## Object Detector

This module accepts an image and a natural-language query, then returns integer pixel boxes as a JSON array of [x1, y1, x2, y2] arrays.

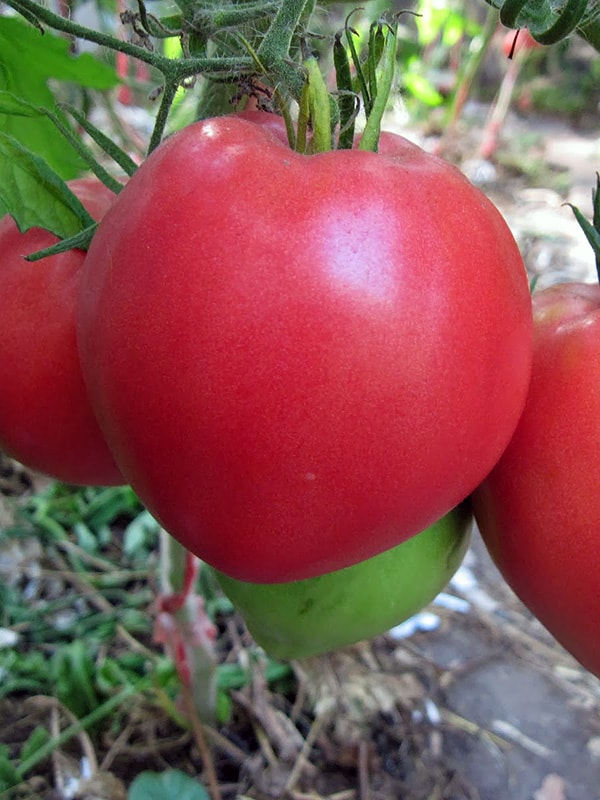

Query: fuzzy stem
[[4, 0, 251, 77], [256, 0, 309, 99]]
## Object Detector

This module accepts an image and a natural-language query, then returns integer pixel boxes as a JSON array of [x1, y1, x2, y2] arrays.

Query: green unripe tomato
[[214, 503, 472, 660]]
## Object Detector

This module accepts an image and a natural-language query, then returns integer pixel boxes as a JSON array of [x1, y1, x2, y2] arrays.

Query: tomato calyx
[[293, 14, 400, 155]]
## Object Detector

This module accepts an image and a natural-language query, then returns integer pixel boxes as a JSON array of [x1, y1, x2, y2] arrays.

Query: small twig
[[284, 712, 328, 793], [253, 719, 280, 768], [54, 538, 123, 572], [17, 688, 138, 780], [202, 725, 249, 764], [358, 739, 370, 800], [99, 721, 137, 771], [439, 707, 513, 751], [490, 719, 554, 758]]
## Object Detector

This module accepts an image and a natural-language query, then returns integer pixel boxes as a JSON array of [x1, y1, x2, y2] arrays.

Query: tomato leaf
[[128, 770, 210, 800], [0, 16, 118, 183], [0, 16, 118, 87], [0, 90, 43, 117], [0, 91, 125, 195], [0, 133, 95, 237], [20, 727, 51, 764], [0, 745, 20, 791]]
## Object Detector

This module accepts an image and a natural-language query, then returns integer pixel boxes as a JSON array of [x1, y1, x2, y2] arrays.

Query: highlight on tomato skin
[[76, 112, 533, 583], [0, 178, 124, 487], [472, 282, 600, 679]]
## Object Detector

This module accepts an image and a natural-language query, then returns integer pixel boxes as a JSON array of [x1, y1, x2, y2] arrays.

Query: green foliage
[[0, 745, 21, 793], [414, 0, 481, 48], [128, 769, 210, 800], [0, 476, 295, 796], [0, 15, 118, 201], [0, 122, 95, 239]]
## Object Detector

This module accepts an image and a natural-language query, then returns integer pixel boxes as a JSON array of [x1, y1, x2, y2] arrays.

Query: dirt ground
[[2, 107, 600, 800]]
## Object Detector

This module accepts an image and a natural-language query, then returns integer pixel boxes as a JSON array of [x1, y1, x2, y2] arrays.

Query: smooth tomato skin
[[78, 115, 532, 582], [215, 503, 472, 660], [0, 178, 123, 486], [473, 283, 600, 677], [501, 28, 541, 58]]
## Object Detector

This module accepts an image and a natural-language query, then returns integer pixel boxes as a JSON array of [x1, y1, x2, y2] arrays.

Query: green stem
[[45, 109, 124, 192], [256, 0, 309, 99], [198, 0, 281, 31], [4, 0, 251, 77], [257, 0, 309, 61], [148, 79, 181, 153], [162, 528, 189, 595], [62, 104, 139, 177]]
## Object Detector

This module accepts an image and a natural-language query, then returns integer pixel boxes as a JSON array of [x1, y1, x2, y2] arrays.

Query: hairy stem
[[4, 0, 251, 78]]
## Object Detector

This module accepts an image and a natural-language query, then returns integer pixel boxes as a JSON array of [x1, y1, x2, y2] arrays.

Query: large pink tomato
[[0, 178, 123, 486], [473, 283, 600, 677], [77, 114, 532, 582]]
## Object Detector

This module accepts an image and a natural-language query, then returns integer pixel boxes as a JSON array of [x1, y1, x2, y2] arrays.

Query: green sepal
[[25, 222, 98, 261], [334, 32, 356, 149], [358, 23, 398, 152], [566, 174, 600, 282]]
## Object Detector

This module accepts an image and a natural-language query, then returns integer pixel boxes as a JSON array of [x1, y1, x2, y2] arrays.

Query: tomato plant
[[77, 113, 532, 583], [215, 502, 472, 660], [473, 282, 600, 677], [0, 178, 123, 486]]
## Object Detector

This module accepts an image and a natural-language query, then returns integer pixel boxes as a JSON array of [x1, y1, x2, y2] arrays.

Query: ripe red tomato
[[473, 283, 600, 677], [0, 178, 123, 486], [501, 28, 541, 59], [77, 114, 532, 582]]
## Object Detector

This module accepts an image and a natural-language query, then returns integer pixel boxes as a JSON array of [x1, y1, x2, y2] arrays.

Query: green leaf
[[0, 90, 42, 117], [0, 745, 20, 791], [0, 17, 117, 87], [0, 133, 94, 237], [21, 727, 51, 763], [0, 16, 118, 182], [51, 640, 100, 718], [128, 770, 210, 800], [403, 70, 444, 107]]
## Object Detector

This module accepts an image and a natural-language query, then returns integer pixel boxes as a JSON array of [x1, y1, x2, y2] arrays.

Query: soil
[[2, 107, 600, 800]]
